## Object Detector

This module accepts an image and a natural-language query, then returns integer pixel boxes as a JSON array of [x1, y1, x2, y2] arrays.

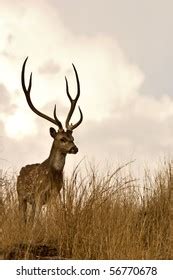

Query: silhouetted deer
[[17, 57, 83, 223]]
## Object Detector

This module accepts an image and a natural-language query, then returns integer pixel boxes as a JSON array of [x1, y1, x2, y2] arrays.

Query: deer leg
[[33, 199, 42, 225], [18, 197, 27, 224], [58, 191, 62, 204], [32, 202, 36, 219], [28, 201, 36, 224]]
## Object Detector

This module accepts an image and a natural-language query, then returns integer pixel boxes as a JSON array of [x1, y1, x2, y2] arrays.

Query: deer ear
[[49, 127, 57, 138]]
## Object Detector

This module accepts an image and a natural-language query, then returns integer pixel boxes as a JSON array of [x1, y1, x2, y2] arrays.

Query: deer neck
[[48, 145, 66, 173]]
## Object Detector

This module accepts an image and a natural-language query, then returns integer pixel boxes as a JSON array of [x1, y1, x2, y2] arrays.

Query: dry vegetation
[[0, 161, 172, 259]]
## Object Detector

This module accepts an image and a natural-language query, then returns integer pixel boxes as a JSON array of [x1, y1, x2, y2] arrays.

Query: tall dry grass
[[0, 161, 172, 259]]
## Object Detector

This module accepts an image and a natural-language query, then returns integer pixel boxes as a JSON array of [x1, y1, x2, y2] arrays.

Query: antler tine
[[65, 64, 83, 130], [54, 105, 63, 130], [21, 57, 32, 95], [71, 106, 83, 130], [21, 57, 63, 129]]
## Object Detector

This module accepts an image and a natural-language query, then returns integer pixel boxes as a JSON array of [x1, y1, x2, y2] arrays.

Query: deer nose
[[69, 146, 78, 154]]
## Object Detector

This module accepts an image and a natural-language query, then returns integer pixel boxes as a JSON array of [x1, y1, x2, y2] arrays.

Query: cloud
[[39, 59, 61, 75], [0, 83, 18, 131], [0, 84, 11, 109], [0, 0, 144, 134]]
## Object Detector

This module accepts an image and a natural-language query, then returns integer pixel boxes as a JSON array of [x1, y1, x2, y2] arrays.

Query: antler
[[65, 64, 83, 131], [21, 58, 83, 132], [21, 57, 63, 130]]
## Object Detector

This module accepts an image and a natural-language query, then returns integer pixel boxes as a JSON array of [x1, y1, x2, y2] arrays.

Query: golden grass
[[0, 161, 172, 259]]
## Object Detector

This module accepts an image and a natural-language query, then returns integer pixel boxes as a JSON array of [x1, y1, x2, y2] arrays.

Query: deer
[[17, 57, 83, 224]]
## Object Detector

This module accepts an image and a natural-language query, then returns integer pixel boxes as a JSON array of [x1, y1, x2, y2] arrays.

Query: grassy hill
[[0, 161, 172, 259]]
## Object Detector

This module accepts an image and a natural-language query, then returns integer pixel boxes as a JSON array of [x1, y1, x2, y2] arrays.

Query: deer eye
[[60, 138, 66, 143]]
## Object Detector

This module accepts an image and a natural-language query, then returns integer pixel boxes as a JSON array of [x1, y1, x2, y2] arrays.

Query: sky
[[0, 0, 173, 178]]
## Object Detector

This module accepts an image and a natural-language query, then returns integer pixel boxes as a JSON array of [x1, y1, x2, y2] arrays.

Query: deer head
[[21, 57, 83, 156]]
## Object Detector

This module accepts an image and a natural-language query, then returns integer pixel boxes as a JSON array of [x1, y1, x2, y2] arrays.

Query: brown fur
[[17, 129, 77, 223]]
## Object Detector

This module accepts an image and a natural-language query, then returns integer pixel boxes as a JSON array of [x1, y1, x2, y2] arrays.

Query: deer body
[[17, 158, 64, 223], [17, 57, 83, 223]]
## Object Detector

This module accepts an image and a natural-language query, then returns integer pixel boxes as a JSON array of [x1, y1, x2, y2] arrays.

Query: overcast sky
[[0, 0, 173, 178]]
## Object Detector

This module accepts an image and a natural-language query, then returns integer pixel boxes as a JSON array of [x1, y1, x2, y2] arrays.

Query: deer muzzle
[[69, 146, 78, 154]]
